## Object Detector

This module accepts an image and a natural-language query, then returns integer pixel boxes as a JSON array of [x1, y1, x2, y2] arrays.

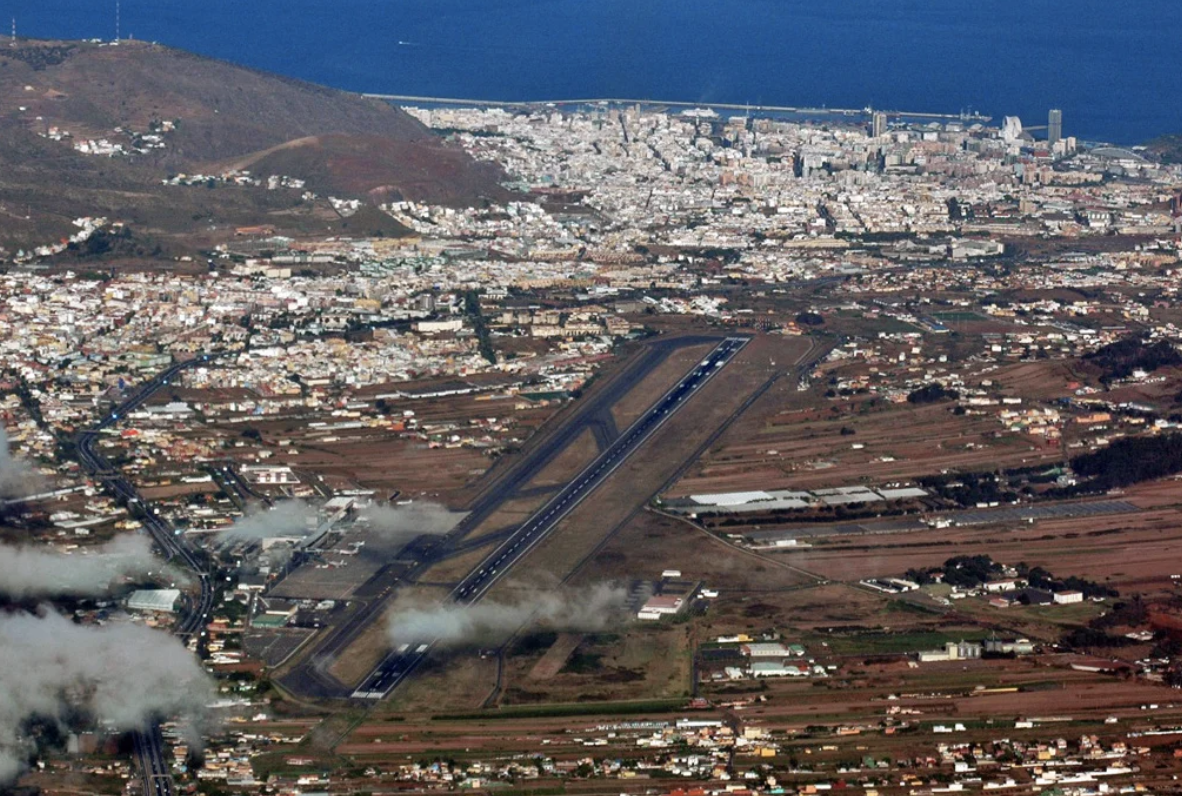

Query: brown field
[[671, 395, 1061, 497], [774, 493, 1182, 595], [699, 582, 907, 635], [292, 437, 490, 503], [204, 376, 576, 506], [458, 495, 546, 543], [577, 510, 819, 593], [413, 545, 492, 587], [137, 481, 216, 500], [730, 658, 1178, 728], [499, 626, 693, 706], [526, 633, 584, 680], [383, 652, 501, 714], [665, 355, 1178, 500], [993, 360, 1080, 396], [520, 427, 598, 491], [610, 341, 718, 430]]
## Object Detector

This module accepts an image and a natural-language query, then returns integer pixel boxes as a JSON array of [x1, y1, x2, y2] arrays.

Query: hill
[[0, 39, 508, 257], [1143, 133, 1182, 164]]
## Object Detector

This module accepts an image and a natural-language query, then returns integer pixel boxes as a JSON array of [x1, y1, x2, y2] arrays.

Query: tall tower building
[[871, 111, 888, 138], [1048, 108, 1062, 146]]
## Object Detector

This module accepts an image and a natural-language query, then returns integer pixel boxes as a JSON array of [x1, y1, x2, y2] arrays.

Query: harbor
[[362, 93, 992, 124]]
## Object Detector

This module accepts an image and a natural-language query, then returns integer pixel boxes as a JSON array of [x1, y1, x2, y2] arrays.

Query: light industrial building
[[127, 588, 181, 613], [751, 661, 808, 677], [917, 640, 982, 663], [637, 595, 685, 621]]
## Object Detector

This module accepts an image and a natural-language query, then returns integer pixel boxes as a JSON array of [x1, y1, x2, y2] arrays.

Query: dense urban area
[[13, 37, 1182, 796]]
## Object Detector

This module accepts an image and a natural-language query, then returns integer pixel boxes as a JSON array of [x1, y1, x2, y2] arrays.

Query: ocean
[[8, 0, 1181, 144]]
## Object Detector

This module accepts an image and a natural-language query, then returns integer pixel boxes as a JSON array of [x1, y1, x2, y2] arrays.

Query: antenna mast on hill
[[115, 0, 120, 42]]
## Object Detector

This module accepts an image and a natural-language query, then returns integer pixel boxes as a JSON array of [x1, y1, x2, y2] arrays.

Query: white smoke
[[0, 609, 213, 784], [360, 501, 465, 538], [387, 584, 628, 648], [0, 535, 164, 599], [0, 428, 44, 500], [216, 500, 317, 545], [218, 500, 464, 549]]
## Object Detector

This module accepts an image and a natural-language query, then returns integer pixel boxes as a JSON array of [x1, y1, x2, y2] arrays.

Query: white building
[[637, 595, 684, 621], [741, 642, 792, 658], [241, 465, 300, 485], [917, 640, 982, 663], [127, 588, 181, 613], [751, 661, 808, 678]]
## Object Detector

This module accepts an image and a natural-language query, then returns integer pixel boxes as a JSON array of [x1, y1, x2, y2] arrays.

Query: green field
[[434, 697, 685, 721], [801, 629, 988, 656], [933, 311, 988, 322]]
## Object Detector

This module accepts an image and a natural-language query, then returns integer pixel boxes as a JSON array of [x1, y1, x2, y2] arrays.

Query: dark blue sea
[[9, 0, 1181, 144]]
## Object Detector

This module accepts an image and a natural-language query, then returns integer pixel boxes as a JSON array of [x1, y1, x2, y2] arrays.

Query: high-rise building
[[1048, 108, 1062, 146], [871, 111, 888, 138], [1001, 116, 1023, 143]]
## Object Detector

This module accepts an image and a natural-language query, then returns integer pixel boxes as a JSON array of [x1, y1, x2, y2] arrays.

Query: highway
[[351, 336, 749, 699], [132, 728, 174, 796], [74, 354, 219, 796], [208, 460, 272, 515]]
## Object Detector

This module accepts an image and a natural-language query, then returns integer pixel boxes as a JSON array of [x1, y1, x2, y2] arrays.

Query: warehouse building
[[127, 588, 181, 613]]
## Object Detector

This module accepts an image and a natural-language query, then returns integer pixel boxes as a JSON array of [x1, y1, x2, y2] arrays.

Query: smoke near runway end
[[0, 429, 44, 500], [0, 609, 213, 784], [387, 584, 628, 648], [216, 500, 317, 544], [0, 535, 163, 598], [360, 501, 465, 538], [216, 499, 463, 546]]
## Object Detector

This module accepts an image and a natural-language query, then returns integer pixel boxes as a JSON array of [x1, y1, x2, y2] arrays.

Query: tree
[[907, 384, 958, 404]]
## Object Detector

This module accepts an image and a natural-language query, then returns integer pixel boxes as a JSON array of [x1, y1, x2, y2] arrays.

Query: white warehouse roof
[[691, 491, 773, 506], [127, 588, 181, 613]]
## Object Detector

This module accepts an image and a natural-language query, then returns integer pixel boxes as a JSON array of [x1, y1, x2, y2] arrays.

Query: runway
[[351, 337, 749, 699], [278, 334, 744, 699]]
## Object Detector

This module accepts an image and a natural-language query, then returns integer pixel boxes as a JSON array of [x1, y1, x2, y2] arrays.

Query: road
[[132, 728, 174, 796], [212, 461, 271, 511], [351, 336, 750, 699], [74, 354, 219, 796]]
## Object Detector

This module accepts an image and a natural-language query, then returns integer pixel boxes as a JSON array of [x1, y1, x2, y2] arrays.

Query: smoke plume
[[387, 584, 628, 648], [216, 500, 316, 544], [0, 609, 213, 784], [0, 429, 44, 500], [360, 501, 465, 538], [0, 535, 163, 598]]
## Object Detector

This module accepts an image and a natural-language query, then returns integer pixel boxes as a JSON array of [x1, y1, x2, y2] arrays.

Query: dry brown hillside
[[0, 39, 509, 255]]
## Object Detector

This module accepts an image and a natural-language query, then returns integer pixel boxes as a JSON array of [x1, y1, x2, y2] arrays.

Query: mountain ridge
[[0, 38, 507, 257]]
